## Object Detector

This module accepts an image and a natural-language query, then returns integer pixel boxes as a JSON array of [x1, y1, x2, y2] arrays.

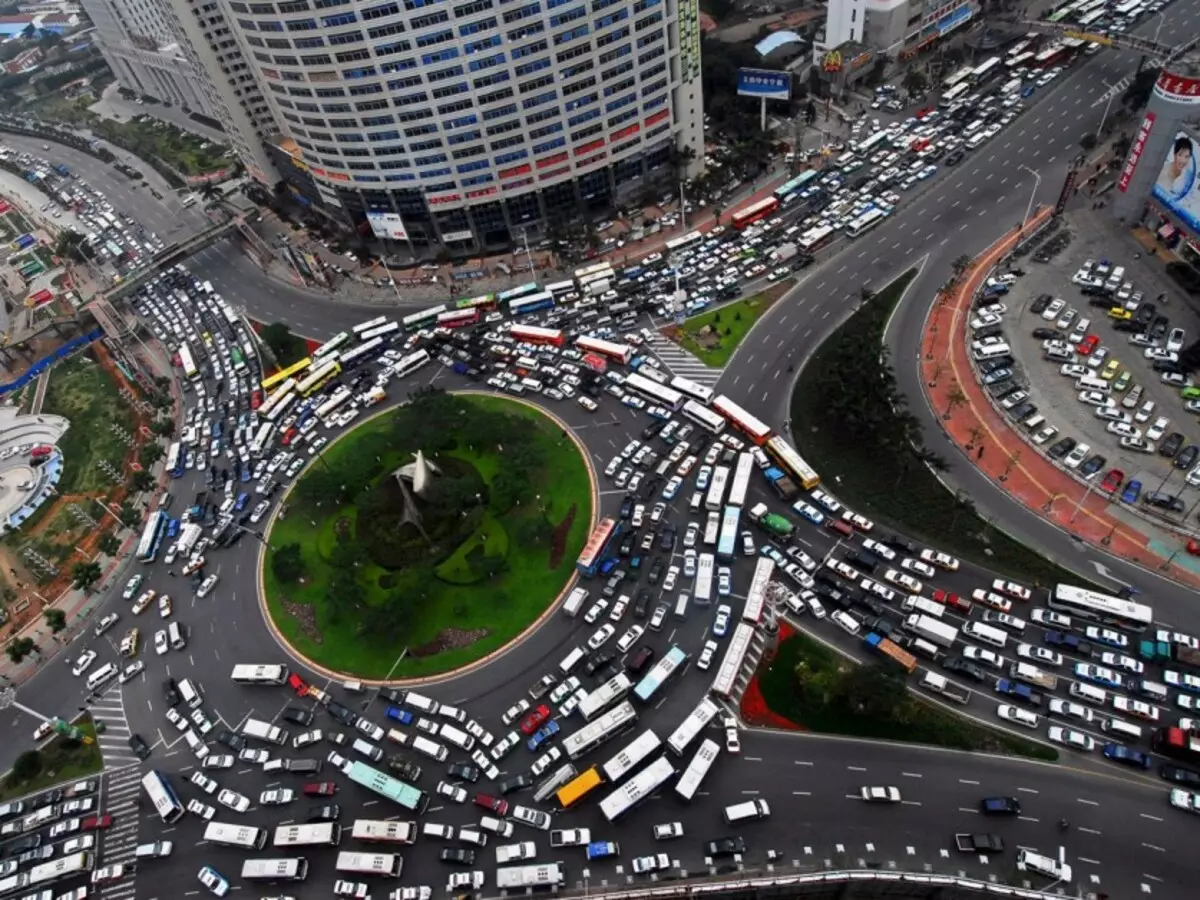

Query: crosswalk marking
[[643, 332, 723, 385], [90, 686, 140, 768]]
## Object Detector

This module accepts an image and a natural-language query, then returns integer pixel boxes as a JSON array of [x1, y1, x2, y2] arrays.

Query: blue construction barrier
[[0, 328, 104, 397]]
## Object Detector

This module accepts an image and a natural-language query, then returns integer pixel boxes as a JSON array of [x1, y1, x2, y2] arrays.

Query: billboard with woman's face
[[1152, 131, 1200, 233]]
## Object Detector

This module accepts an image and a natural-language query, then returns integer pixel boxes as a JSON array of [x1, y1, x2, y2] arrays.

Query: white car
[[961, 645, 1005, 669], [587, 624, 615, 650], [549, 678, 580, 705], [1030, 608, 1071, 628], [992, 579, 1032, 601], [501, 699, 530, 726], [154, 629, 169, 655], [1015, 644, 1062, 667], [197, 866, 229, 897], [239, 748, 270, 764], [187, 799, 216, 820], [860, 785, 901, 802], [882, 568, 921, 594], [436, 781, 467, 804], [653, 822, 684, 840], [1048, 726, 1095, 751], [72, 650, 97, 677], [190, 771, 218, 794], [203, 754, 235, 771], [663, 566, 680, 591], [1099, 651, 1144, 674], [724, 716, 740, 754], [217, 789, 250, 813], [490, 731, 521, 761], [900, 557, 936, 579], [997, 704, 1039, 729], [530, 746, 562, 776], [1048, 699, 1093, 723], [166, 707, 189, 732], [616, 625, 644, 652], [696, 639, 718, 671], [583, 600, 608, 624]]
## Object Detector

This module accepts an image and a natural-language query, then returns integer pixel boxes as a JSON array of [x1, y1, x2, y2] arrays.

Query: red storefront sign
[[1155, 71, 1200, 104], [1118, 111, 1156, 193], [466, 186, 497, 199]]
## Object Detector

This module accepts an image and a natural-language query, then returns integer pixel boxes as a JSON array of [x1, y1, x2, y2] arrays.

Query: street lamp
[[1018, 165, 1042, 230], [1097, 80, 1118, 140], [1154, 11, 1168, 44]]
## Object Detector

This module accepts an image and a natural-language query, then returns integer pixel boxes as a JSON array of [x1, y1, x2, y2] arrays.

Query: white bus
[[353, 315, 389, 336], [24, 851, 94, 888], [575, 261, 614, 280], [351, 820, 417, 844], [1049, 584, 1153, 632], [854, 130, 891, 155], [362, 322, 401, 342], [142, 770, 184, 823], [273, 823, 342, 847], [664, 230, 704, 254], [496, 863, 566, 890], [599, 756, 676, 822], [797, 224, 836, 253], [166, 441, 181, 477], [335, 851, 402, 877], [682, 399, 726, 434], [705, 466, 730, 512], [940, 82, 971, 106], [845, 208, 887, 239], [545, 280, 575, 296], [693, 552, 715, 605], [563, 700, 637, 759], [624, 372, 684, 410], [264, 389, 296, 424], [257, 384, 294, 420], [338, 336, 384, 368], [316, 386, 353, 421], [601, 729, 661, 783], [390, 348, 431, 380], [230, 664, 288, 685], [727, 453, 753, 508], [674, 737, 719, 802], [241, 858, 309, 881], [942, 64, 975, 91], [970, 56, 1002, 82], [669, 375, 714, 406], [313, 331, 351, 361], [250, 421, 276, 457], [577, 673, 633, 722], [204, 821, 268, 850], [666, 696, 719, 756]]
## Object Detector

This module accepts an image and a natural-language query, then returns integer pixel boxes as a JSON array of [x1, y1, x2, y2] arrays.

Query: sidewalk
[[921, 214, 1200, 592]]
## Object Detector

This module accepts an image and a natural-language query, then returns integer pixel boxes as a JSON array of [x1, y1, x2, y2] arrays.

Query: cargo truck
[[1152, 726, 1200, 762], [1008, 662, 1058, 691], [903, 613, 958, 648], [769, 242, 798, 263], [362, 387, 386, 407], [1140, 632, 1200, 668], [747, 502, 795, 539], [994, 678, 1043, 706], [863, 632, 917, 674], [919, 671, 971, 704], [762, 467, 799, 501], [586, 279, 611, 297]]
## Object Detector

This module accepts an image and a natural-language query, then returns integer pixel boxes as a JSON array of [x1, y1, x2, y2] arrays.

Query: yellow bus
[[555, 767, 604, 810], [261, 357, 312, 392]]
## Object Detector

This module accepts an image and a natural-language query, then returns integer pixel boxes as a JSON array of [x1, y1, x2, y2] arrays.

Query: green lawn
[[263, 394, 593, 678], [788, 270, 1100, 587], [41, 351, 136, 494], [675, 292, 782, 367], [757, 631, 1058, 761], [93, 117, 234, 176], [0, 719, 103, 801]]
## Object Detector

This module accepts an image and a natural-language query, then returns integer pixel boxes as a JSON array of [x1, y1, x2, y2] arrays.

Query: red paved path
[[921, 211, 1200, 591]]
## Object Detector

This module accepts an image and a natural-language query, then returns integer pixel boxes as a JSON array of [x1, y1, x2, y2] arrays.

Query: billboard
[[1150, 130, 1200, 233], [737, 68, 791, 101], [366, 211, 408, 241], [1118, 111, 1156, 193], [1155, 70, 1200, 106]]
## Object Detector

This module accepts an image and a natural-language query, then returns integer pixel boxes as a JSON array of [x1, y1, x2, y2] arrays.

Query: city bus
[[797, 224, 836, 253], [178, 343, 199, 380], [577, 673, 633, 722], [1006, 51, 1036, 69], [336, 851, 403, 877], [601, 729, 662, 783], [510, 324, 565, 346], [664, 230, 704, 254], [716, 507, 741, 561], [457, 291, 499, 310], [496, 863, 566, 890], [498, 283, 538, 305], [577, 517, 621, 577], [142, 770, 184, 823], [942, 64, 975, 91], [205, 822, 268, 849], [313, 331, 351, 361], [296, 359, 342, 397], [575, 261, 614, 280], [509, 291, 555, 317], [262, 357, 312, 392], [390, 349, 431, 380], [353, 315, 388, 336], [250, 421, 276, 457], [316, 387, 352, 422], [166, 442, 183, 478], [674, 738, 719, 802], [682, 399, 726, 435], [632, 646, 688, 703], [136, 511, 169, 563], [705, 466, 730, 512], [845, 208, 887, 239], [350, 820, 417, 844], [773, 169, 820, 201], [854, 131, 891, 156], [727, 453, 753, 508], [666, 696, 720, 756], [563, 701, 637, 759], [24, 852, 94, 889], [436, 308, 479, 329], [940, 82, 972, 107], [713, 394, 772, 444], [273, 823, 342, 847], [401, 306, 445, 332], [670, 375, 715, 406], [1049, 585, 1153, 632], [545, 280, 575, 296], [230, 664, 288, 684], [556, 767, 605, 809], [731, 196, 780, 230], [624, 372, 684, 411], [262, 388, 296, 424], [341, 760, 429, 813], [575, 336, 633, 364], [241, 859, 309, 882], [338, 336, 384, 369], [598, 756, 675, 821], [765, 435, 820, 489], [360, 321, 400, 342], [1005, 38, 1033, 60]]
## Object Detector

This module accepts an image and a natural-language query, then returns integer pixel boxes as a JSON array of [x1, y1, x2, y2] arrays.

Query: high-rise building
[[815, 0, 975, 64]]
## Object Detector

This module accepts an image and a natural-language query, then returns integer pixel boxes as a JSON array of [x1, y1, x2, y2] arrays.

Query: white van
[[411, 735, 448, 762], [135, 841, 173, 859], [1135, 680, 1169, 703], [437, 704, 467, 724], [972, 343, 1011, 361], [558, 647, 586, 675], [86, 663, 118, 691], [178, 678, 203, 708], [351, 738, 383, 763], [439, 723, 475, 752], [1075, 374, 1110, 393], [183, 729, 209, 759], [1022, 413, 1045, 432], [1069, 682, 1107, 706], [723, 799, 770, 824], [674, 592, 689, 619], [962, 620, 1007, 648], [966, 131, 989, 150], [403, 691, 440, 715], [168, 621, 186, 650], [1017, 848, 1072, 883], [1101, 716, 1143, 740]]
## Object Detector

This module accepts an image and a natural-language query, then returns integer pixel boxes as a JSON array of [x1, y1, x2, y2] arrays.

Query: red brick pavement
[[921, 210, 1200, 591]]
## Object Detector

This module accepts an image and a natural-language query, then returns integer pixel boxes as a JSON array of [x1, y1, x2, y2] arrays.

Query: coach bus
[[496, 863, 566, 890], [436, 308, 479, 329], [338, 337, 384, 369], [341, 760, 429, 813], [390, 349, 431, 380], [545, 279, 575, 296], [774, 169, 820, 202], [401, 306, 444, 332], [167, 442, 183, 478], [846, 208, 887, 239], [727, 453, 754, 508], [350, 820, 416, 844], [797, 224, 836, 253], [230, 664, 288, 685]]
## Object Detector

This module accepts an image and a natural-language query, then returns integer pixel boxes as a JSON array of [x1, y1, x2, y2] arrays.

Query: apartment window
[[394, 91, 429, 106], [603, 76, 634, 96], [278, 0, 311, 11], [230, 2, 249, 10], [473, 70, 511, 88], [469, 51, 505, 71], [567, 107, 599, 126], [388, 73, 424, 88], [380, 58, 418, 72], [641, 60, 665, 80], [336, 132, 366, 142], [563, 75, 595, 96], [301, 116, 326, 126], [250, 2, 274, 13], [607, 108, 636, 127], [328, 117, 356, 127], [550, 5, 585, 27], [563, 91, 595, 111], [323, 10, 357, 25], [336, 48, 371, 62], [284, 17, 317, 29], [560, 58, 593, 78], [452, 144, 485, 158], [322, 103, 352, 113], [406, 124, 440, 137], [634, 10, 661, 30], [343, 65, 378, 78], [637, 44, 662, 65], [410, 11, 450, 27], [301, 53, 332, 64], [529, 121, 562, 140], [316, 0, 352, 7], [632, 0, 659, 10], [362, 113, 394, 124], [328, 30, 364, 44], [362, 1, 400, 17], [519, 72, 554, 92], [571, 122, 602, 141], [502, 1, 539, 22], [432, 82, 469, 98], [315, 87, 346, 96], [494, 148, 528, 163], [487, 117, 522, 135], [294, 35, 325, 46], [350, 83, 385, 94], [636, 29, 660, 47], [422, 47, 459, 64], [515, 58, 550, 77], [483, 101, 518, 119], [411, 138, 442, 149], [454, 0, 493, 16], [527, 106, 558, 123], [368, 129, 402, 140], [596, 25, 626, 47], [379, 159, 412, 168], [441, 103, 475, 118], [601, 59, 631, 80], [417, 29, 454, 47], [511, 39, 546, 59], [594, 8, 626, 28], [427, 64, 465, 81], [417, 158, 450, 168], [447, 128, 482, 143], [464, 34, 502, 52], [375, 38, 412, 53]]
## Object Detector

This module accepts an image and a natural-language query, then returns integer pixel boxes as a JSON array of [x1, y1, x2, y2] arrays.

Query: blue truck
[[762, 466, 799, 501], [54, 163, 69, 177], [994, 678, 1043, 707]]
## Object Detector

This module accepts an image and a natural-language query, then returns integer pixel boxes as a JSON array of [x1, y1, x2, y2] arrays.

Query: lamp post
[[1154, 11, 1168, 44], [1097, 80, 1117, 140], [1018, 165, 1042, 230]]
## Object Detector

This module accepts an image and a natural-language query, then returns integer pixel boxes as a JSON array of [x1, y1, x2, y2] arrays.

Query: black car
[[387, 756, 422, 782], [1159, 764, 1200, 786], [327, 701, 359, 727], [128, 734, 152, 760], [1079, 454, 1106, 478], [447, 762, 480, 783], [584, 651, 616, 676], [641, 421, 664, 440], [498, 774, 532, 795], [1, 835, 40, 857], [1160, 432, 1186, 458], [1046, 437, 1076, 460], [706, 836, 747, 857], [943, 657, 988, 683], [1031, 328, 1063, 340], [32, 789, 62, 809], [440, 848, 476, 865], [647, 558, 665, 585], [980, 796, 1021, 815], [1143, 491, 1186, 514], [282, 707, 314, 726], [1175, 445, 1200, 470], [619, 495, 635, 519], [633, 589, 651, 619], [626, 646, 655, 674], [658, 524, 677, 552], [945, 148, 965, 166], [307, 804, 341, 822], [1029, 294, 1053, 315], [215, 729, 247, 752], [163, 678, 180, 707]]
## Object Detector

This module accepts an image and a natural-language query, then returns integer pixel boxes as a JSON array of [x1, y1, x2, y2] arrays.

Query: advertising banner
[[366, 211, 409, 241], [1155, 71, 1200, 105], [736, 68, 792, 101], [1149, 130, 1200, 233], [1118, 111, 1156, 193]]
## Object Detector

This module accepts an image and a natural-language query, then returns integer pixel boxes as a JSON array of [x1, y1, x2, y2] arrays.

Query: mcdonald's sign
[[822, 50, 843, 73]]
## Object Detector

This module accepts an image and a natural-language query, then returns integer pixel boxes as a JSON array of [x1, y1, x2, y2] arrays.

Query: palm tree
[[965, 425, 985, 450], [943, 386, 967, 420], [1001, 450, 1022, 482]]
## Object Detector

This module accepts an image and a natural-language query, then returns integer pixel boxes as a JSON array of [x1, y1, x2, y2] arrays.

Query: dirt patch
[[410, 626, 489, 658], [333, 517, 352, 539], [547, 503, 577, 569], [280, 598, 323, 644]]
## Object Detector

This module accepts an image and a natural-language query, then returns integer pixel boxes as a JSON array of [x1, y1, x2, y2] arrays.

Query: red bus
[[511, 324, 565, 346], [731, 197, 780, 230], [711, 395, 772, 445], [575, 336, 632, 364], [436, 308, 480, 329]]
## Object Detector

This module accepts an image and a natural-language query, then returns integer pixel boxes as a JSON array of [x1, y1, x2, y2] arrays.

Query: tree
[[901, 69, 927, 94], [6, 636, 35, 664], [834, 665, 907, 721], [150, 418, 175, 438], [54, 229, 94, 264], [119, 502, 141, 528], [943, 386, 967, 420], [97, 532, 121, 556], [271, 543, 305, 584], [260, 322, 310, 367], [72, 562, 102, 593], [1079, 132, 1098, 152], [139, 442, 164, 467], [10, 749, 41, 782], [130, 470, 154, 493], [44, 608, 66, 633]]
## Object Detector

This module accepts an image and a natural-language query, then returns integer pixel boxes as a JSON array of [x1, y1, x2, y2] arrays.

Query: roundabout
[[260, 390, 595, 680]]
